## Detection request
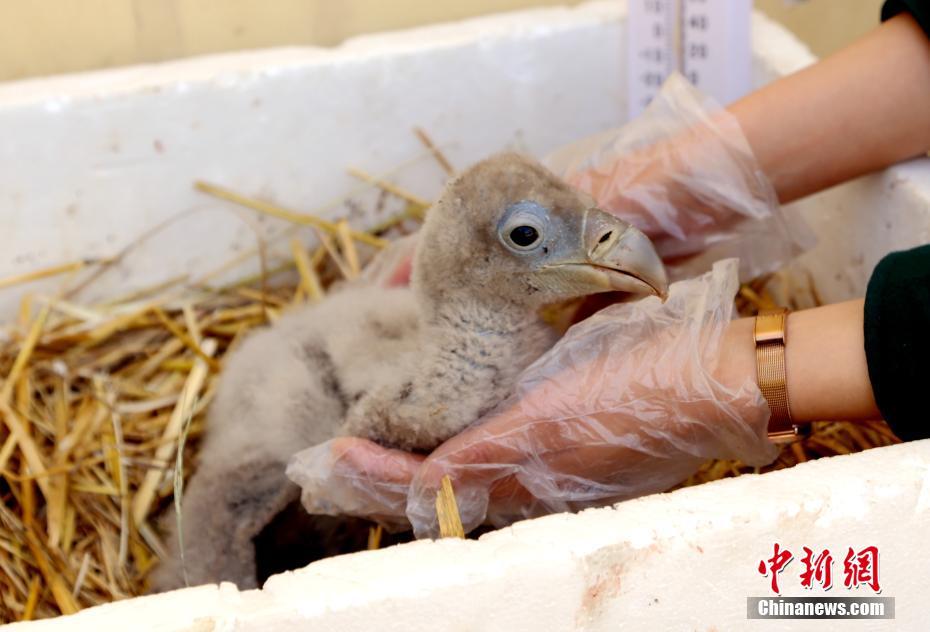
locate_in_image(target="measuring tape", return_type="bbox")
[627,0,752,119]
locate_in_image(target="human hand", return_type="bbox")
[287,259,779,537]
[546,74,812,281]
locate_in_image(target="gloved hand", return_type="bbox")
[287,259,779,538]
[546,73,813,282]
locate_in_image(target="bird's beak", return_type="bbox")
[583,208,668,299]
[544,208,669,300]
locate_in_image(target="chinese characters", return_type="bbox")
[757,544,881,594]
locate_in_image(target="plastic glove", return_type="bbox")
[287,259,779,538]
[546,74,813,282]
[357,233,418,288]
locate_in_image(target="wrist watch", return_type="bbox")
[754,308,808,443]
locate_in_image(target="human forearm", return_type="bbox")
[730,13,930,203]
[717,300,880,424]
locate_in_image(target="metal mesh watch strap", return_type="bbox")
[754,308,802,442]
[756,339,792,426]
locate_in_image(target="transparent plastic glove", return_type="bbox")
[357,233,418,288]
[546,74,813,282]
[287,259,779,538]
[287,437,423,531]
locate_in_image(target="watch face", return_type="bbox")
[754,311,787,343]
[768,424,810,444]
[767,429,799,444]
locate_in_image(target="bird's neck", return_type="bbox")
[423,293,546,342]
[419,293,556,395]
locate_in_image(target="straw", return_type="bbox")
[413,127,455,176]
[131,338,217,528]
[367,525,383,551]
[0,259,112,292]
[290,239,324,303]
[195,181,389,249]
[346,167,431,210]
[435,475,465,539]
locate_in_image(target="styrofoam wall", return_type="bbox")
[8,439,929,631]
[3,0,911,318]
[1,2,923,317]
[0,1,633,316]
[2,1,929,629]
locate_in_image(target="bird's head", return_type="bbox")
[412,152,668,312]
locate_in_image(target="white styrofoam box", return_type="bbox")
[787,160,930,305]
[0,0,633,316]
[8,439,929,631]
[2,0,930,629]
[5,0,918,318]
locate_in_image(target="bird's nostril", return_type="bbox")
[598,231,612,244]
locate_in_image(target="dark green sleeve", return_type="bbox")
[882,0,930,37]
[864,245,930,441]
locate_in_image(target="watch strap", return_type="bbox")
[754,308,803,442]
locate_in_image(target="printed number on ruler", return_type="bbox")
[627,0,676,116]
[627,0,752,119]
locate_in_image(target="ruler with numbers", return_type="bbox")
[627,0,752,118]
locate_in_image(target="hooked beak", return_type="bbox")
[546,208,668,300]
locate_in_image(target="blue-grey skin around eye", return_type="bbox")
[498,199,668,298]
[497,199,597,273]
[498,200,552,254]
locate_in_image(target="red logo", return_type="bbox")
[843,546,880,593]
[758,544,880,595]
[799,547,834,590]
[757,543,793,594]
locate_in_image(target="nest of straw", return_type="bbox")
[0,139,898,622]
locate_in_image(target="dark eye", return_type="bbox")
[509,225,539,247]
[498,201,549,253]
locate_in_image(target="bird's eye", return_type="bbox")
[499,201,549,253]
[509,225,539,247]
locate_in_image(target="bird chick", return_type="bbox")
[150,152,667,592]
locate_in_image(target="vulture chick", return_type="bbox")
[151,152,668,591]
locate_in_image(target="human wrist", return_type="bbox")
[714,301,880,426]
[783,300,879,423]
[713,316,758,399]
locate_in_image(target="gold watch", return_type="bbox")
[754,308,807,443]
